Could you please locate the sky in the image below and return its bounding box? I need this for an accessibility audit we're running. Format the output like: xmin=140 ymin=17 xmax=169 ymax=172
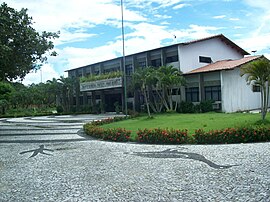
xmin=2 ymin=0 xmax=270 ymax=85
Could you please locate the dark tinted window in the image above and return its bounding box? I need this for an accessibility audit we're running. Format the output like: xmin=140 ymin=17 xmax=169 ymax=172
xmin=186 ymin=87 xmax=199 ymax=102
xmin=166 ymin=55 xmax=178 ymax=63
xmin=151 ymin=58 xmax=161 ymax=67
xmin=199 ymin=56 xmax=212 ymax=63
xmin=205 ymin=86 xmax=221 ymax=101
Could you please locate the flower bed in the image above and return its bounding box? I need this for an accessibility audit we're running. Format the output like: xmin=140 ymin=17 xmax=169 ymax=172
xmin=137 ymin=128 xmax=191 ymax=144
xmin=84 ymin=123 xmax=131 ymax=142
xmin=84 ymin=117 xmax=270 ymax=144
xmin=193 ymin=127 xmax=270 ymax=144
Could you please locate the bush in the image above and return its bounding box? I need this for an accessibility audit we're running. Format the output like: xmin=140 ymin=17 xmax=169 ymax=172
xmin=83 ymin=123 xmax=130 ymax=142
xmin=56 ymin=105 xmax=64 ymax=114
xmin=193 ymin=127 xmax=270 ymax=144
xmin=177 ymin=101 xmax=195 ymax=113
xmin=199 ymin=100 xmax=214 ymax=113
xmin=137 ymin=128 xmax=191 ymax=144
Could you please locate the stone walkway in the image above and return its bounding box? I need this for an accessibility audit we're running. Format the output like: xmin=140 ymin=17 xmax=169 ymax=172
xmin=0 ymin=115 xmax=270 ymax=201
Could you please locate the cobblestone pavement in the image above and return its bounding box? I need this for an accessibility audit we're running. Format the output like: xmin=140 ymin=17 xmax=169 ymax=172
xmin=0 ymin=115 xmax=270 ymax=202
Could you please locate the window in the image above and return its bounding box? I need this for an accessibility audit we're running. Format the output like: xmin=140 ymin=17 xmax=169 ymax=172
xmin=79 ymin=96 xmax=83 ymax=105
xmin=94 ymin=70 xmax=100 ymax=75
xmin=186 ymin=87 xmax=199 ymax=102
xmin=166 ymin=55 xmax=178 ymax=63
xmin=252 ymin=85 xmax=260 ymax=92
xmin=138 ymin=61 xmax=146 ymax=68
xmin=151 ymin=58 xmax=161 ymax=67
xmin=199 ymin=56 xmax=212 ymax=63
xmin=125 ymin=64 xmax=133 ymax=76
xmin=205 ymin=86 xmax=221 ymax=101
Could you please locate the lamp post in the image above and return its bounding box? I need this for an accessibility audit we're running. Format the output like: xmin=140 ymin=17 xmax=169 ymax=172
xmin=121 ymin=0 xmax=128 ymax=117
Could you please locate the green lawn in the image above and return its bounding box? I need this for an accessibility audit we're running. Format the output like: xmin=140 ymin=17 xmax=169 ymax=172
xmin=101 ymin=112 xmax=270 ymax=139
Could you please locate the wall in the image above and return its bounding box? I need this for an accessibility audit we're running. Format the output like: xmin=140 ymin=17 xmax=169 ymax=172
xmin=178 ymin=37 xmax=244 ymax=73
xmin=221 ymin=68 xmax=261 ymax=112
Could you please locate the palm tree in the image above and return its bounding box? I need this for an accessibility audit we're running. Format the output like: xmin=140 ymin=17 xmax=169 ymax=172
xmin=46 ymin=78 xmax=61 ymax=106
xmin=156 ymin=65 xmax=185 ymax=111
xmin=241 ymin=57 xmax=270 ymax=120
xmin=132 ymin=67 xmax=155 ymax=118
xmin=58 ymin=76 xmax=78 ymax=112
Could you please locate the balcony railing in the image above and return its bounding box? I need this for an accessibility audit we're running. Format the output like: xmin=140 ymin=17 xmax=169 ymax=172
xmin=80 ymin=77 xmax=122 ymax=91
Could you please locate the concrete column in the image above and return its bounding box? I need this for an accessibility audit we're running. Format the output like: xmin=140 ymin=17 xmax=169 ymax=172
xmin=100 ymin=91 xmax=105 ymax=113
xmin=180 ymin=86 xmax=185 ymax=102
xmin=83 ymin=92 xmax=87 ymax=106
xmin=199 ymin=74 xmax=205 ymax=102
xmin=91 ymin=91 xmax=97 ymax=113
xmin=146 ymin=52 xmax=151 ymax=66
xmin=99 ymin=63 xmax=103 ymax=74
xmin=161 ymin=49 xmax=166 ymax=66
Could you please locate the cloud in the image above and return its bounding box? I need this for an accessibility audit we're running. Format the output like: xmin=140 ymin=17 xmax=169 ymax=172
xmin=213 ymin=15 xmax=226 ymax=19
xmin=236 ymin=33 xmax=270 ymax=53
xmin=229 ymin=18 xmax=240 ymax=21
xmin=4 ymin=0 xmax=146 ymax=46
xmin=22 ymin=64 xmax=60 ymax=85
xmin=154 ymin=14 xmax=172 ymax=19
xmin=173 ymin=4 xmax=189 ymax=10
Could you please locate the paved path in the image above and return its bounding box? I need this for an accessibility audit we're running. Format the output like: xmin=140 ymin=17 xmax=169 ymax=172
xmin=0 ymin=115 xmax=270 ymax=201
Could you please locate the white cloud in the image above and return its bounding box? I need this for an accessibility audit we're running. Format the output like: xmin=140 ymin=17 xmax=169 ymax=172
xmin=4 ymin=0 xmax=146 ymax=46
xmin=213 ymin=15 xmax=226 ymax=19
xmin=173 ymin=4 xmax=189 ymax=10
xmin=154 ymin=14 xmax=172 ymax=19
xmin=229 ymin=18 xmax=240 ymax=21
xmin=236 ymin=33 xmax=270 ymax=54
xmin=22 ymin=64 xmax=60 ymax=85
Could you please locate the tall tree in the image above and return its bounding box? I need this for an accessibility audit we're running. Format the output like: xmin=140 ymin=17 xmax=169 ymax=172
xmin=156 ymin=65 xmax=185 ymax=111
xmin=0 ymin=81 xmax=14 ymax=114
xmin=241 ymin=57 xmax=270 ymax=120
xmin=132 ymin=67 xmax=155 ymax=118
xmin=0 ymin=3 xmax=59 ymax=81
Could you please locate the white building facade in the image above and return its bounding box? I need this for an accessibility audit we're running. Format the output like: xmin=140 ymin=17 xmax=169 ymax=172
xmin=66 ymin=34 xmax=265 ymax=113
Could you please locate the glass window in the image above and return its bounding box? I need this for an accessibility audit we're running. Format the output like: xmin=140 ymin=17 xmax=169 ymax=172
xmin=252 ymin=85 xmax=260 ymax=92
xmin=199 ymin=56 xmax=212 ymax=63
xmin=138 ymin=61 xmax=146 ymax=68
xmin=186 ymin=87 xmax=199 ymax=102
xmin=125 ymin=64 xmax=133 ymax=75
xmin=166 ymin=55 xmax=179 ymax=63
xmin=204 ymin=86 xmax=221 ymax=101
xmin=151 ymin=58 xmax=161 ymax=67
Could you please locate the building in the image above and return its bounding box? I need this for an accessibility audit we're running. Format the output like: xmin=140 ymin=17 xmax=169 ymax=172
xmin=66 ymin=34 xmax=264 ymax=113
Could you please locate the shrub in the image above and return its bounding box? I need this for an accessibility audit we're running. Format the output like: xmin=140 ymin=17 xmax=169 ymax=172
xmin=91 ymin=117 xmax=126 ymax=126
xmin=56 ymin=105 xmax=64 ymax=114
xmin=83 ymin=122 xmax=130 ymax=142
xmin=199 ymin=100 xmax=214 ymax=113
xmin=103 ymin=128 xmax=131 ymax=142
xmin=193 ymin=127 xmax=270 ymax=144
xmin=177 ymin=101 xmax=196 ymax=113
xmin=137 ymin=128 xmax=190 ymax=144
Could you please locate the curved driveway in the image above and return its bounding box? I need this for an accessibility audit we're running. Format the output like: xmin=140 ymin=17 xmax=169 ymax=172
xmin=0 ymin=114 xmax=269 ymax=201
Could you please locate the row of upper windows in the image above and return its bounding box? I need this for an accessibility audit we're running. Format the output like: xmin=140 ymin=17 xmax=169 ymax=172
xmin=70 ymin=55 xmax=212 ymax=77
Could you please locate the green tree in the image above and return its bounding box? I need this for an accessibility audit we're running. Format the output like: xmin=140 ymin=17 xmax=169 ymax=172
xmin=58 ymin=76 xmax=79 ymax=112
xmin=0 ymin=2 xmax=59 ymax=81
xmin=156 ymin=65 xmax=185 ymax=111
xmin=241 ymin=57 xmax=270 ymax=120
xmin=0 ymin=81 xmax=14 ymax=114
xmin=132 ymin=67 xmax=155 ymax=118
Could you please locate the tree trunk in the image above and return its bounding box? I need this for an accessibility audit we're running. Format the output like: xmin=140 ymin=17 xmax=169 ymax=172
xmin=142 ymin=85 xmax=151 ymax=118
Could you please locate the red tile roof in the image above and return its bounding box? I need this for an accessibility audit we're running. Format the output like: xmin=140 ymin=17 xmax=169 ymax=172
xmin=186 ymin=55 xmax=263 ymax=75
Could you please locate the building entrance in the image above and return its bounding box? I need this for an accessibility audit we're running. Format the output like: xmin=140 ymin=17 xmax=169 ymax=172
xmin=105 ymin=93 xmax=122 ymax=112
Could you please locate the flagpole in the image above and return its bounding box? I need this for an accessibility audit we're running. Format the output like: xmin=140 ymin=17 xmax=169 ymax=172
xmin=121 ymin=0 xmax=128 ymax=117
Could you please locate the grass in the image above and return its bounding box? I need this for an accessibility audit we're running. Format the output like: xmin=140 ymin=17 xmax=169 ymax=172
xmin=101 ymin=112 xmax=270 ymax=140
